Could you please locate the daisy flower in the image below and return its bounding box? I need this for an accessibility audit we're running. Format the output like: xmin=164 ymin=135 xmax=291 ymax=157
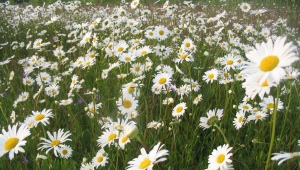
xmin=127 ymin=142 xmax=169 ymax=170
xmin=59 ymin=145 xmax=73 ymax=159
xmin=147 ymin=121 xmax=162 ymax=129
xmin=233 ymin=110 xmax=246 ymax=130
xmin=202 ymin=69 xmax=219 ymax=83
xmin=259 ymin=95 xmax=284 ymax=112
xmin=113 ymin=40 xmax=128 ymax=56
xmin=117 ymin=93 xmax=138 ymax=115
xmin=248 ymin=111 xmax=268 ymax=123
xmin=199 ymin=109 xmax=223 ymax=129
xmin=97 ymin=129 xmax=119 ymax=148
xmin=240 ymin=2 xmax=251 ymax=12
xmin=238 ymin=102 xmax=252 ymax=112
xmin=241 ymin=37 xmax=298 ymax=86
xmin=38 ymin=129 xmax=72 ymax=157
xmin=130 ymin=0 xmax=140 ymax=9
xmin=154 ymin=25 xmax=170 ymax=41
xmin=153 ymin=73 xmax=172 ymax=87
xmin=80 ymin=162 xmax=95 ymax=170
xmin=0 ymin=124 xmax=31 ymax=160
xmin=271 ymin=152 xmax=300 ymax=165
xmin=208 ymin=144 xmax=233 ymax=170
xmin=92 ymin=149 xmax=109 ymax=168
xmin=29 ymin=109 xmax=54 ymax=127
xmin=172 ymin=102 xmax=187 ymax=118
xmin=193 ymin=94 xmax=203 ymax=105
xmin=242 ymin=75 xmax=276 ymax=99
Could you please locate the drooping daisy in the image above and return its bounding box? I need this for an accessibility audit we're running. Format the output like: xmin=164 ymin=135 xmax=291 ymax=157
xmin=38 ymin=129 xmax=72 ymax=157
xmin=208 ymin=144 xmax=233 ymax=170
xmin=117 ymin=93 xmax=138 ymax=115
xmin=127 ymin=142 xmax=169 ymax=170
xmin=172 ymin=102 xmax=187 ymax=118
xmin=147 ymin=121 xmax=162 ymax=129
xmin=271 ymin=152 xmax=300 ymax=165
xmin=241 ymin=37 xmax=298 ymax=86
xmin=199 ymin=109 xmax=223 ymax=129
xmin=0 ymin=124 xmax=31 ymax=160
xmin=92 ymin=148 xmax=109 ymax=168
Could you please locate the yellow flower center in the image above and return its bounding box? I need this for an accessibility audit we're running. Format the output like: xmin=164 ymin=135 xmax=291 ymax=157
xmin=176 ymin=106 xmax=183 ymax=113
xmin=90 ymin=107 xmax=95 ymax=113
xmin=242 ymin=105 xmax=249 ymax=110
xmin=217 ymin=154 xmax=225 ymax=163
xmin=89 ymin=53 xmax=95 ymax=58
xmin=51 ymin=140 xmax=60 ymax=147
xmin=128 ymin=87 xmax=134 ymax=93
xmin=141 ymin=51 xmax=147 ymax=55
xmin=108 ymin=134 xmax=117 ymax=141
xmin=134 ymin=67 xmax=140 ymax=72
xmin=125 ymin=57 xmax=131 ymax=61
xmin=208 ymin=74 xmax=214 ymax=79
xmin=134 ymin=39 xmax=140 ymax=43
xmin=238 ymin=116 xmax=243 ymax=123
xmin=133 ymin=1 xmax=137 ymax=5
xmin=158 ymin=78 xmax=167 ymax=85
xmin=267 ymin=103 xmax=274 ymax=109
xmin=227 ymin=60 xmax=233 ymax=65
xmin=149 ymin=32 xmax=153 ymax=36
xmin=185 ymin=42 xmax=190 ymax=47
xmin=159 ymin=30 xmax=164 ymax=35
xmin=35 ymin=114 xmax=45 ymax=121
xmin=255 ymin=115 xmax=262 ymax=119
xmin=62 ymin=149 xmax=68 ymax=155
xmin=97 ymin=156 xmax=103 ymax=163
xmin=122 ymin=136 xmax=129 ymax=143
xmin=4 ymin=137 xmax=19 ymax=150
xmin=243 ymin=5 xmax=248 ymax=9
xmin=139 ymin=158 xmax=151 ymax=169
xmin=123 ymin=100 xmax=132 ymax=108
xmin=118 ymin=47 xmax=124 ymax=52
xmin=180 ymin=53 xmax=188 ymax=59
xmin=259 ymin=55 xmax=279 ymax=72
xmin=36 ymin=42 xmax=41 ymax=46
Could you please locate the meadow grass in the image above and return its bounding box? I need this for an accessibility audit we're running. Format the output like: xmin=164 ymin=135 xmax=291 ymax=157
xmin=0 ymin=0 xmax=300 ymax=169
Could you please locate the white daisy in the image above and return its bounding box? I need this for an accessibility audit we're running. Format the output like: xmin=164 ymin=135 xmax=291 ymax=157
xmin=0 ymin=124 xmax=31 ymax=160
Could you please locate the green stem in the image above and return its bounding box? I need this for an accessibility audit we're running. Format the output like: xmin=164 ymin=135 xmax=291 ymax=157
xmin=214 ymin=124 xmax=229 ymax=144
xmin=265 ymin=86 xmax=281 ymax=170
xmin=0 ymin=102 xmax=8 ymax=123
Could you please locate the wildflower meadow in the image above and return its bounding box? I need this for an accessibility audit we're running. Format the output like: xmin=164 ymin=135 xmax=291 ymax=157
xmin=0 ymin=0 xmax=300 ymax=169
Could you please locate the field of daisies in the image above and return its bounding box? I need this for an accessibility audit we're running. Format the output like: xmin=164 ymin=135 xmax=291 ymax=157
xmin=0 ymin=0 xmax=300 ymax=169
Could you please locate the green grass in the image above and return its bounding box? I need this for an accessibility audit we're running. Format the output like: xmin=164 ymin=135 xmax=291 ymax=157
xmin=0 ymin=0 xmax=300 ymax=169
